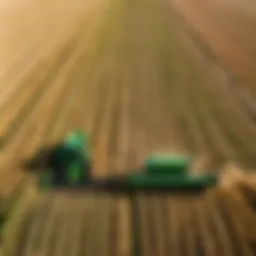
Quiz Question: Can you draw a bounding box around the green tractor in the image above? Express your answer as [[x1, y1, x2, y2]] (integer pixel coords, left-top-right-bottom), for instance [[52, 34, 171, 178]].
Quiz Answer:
[[27, 131, 217, 192]]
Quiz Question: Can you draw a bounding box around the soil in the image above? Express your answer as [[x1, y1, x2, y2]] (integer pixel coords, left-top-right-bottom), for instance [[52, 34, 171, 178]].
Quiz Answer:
[[1, 0, 256, 255]]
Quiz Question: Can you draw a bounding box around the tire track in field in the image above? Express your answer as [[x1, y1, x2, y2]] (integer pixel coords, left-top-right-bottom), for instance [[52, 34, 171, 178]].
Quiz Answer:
[[2, 1, 116, 255], [0, 0, 108, 147], [0, 0, 111, 196], [4, 0, 256, 255], [207, 83, 256, 167], [91, 0, 126, 177], [62, 4, 119, 255], [108, 2, 134, 255], [208, 191, 255, 256], [15, 192, 96, 256], [120, 0, 256, 255], [1, 35, 80, 157], [0, 7, 98, 144], [89, 2, 132, 254], [20, 18, 97, 157], [54, 2, 129, 256], [157, 0, 209, 156], [179, 18, 256, 167], [44, 6, 108, 144], [127, 2, 159, 252], [169, 0, 256, 98], [112, 1, 149, 253], [0, 41, 74, 145], [5, 3, 113, 254], [122, 1, 188, 256], [187, 71, 237, 165], [134, 4, 180, 253], [0, 38, 78, 196], [134, 192, 256, 256], [167, 0, 256, 168], [0, 44, 41, 105], [162, 1, 236, 166]]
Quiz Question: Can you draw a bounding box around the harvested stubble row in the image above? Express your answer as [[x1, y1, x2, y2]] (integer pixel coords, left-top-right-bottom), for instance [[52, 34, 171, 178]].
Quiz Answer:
[[134, 190, 256, 256], [2, 189, 256, 256], [0, 0, 111, 198], [1, 0, 256, 255], [169, 0, 256, 98], [0, 0, 108, 141], [165, 0, 256, 169], [1, 0, 255, 192], [167, 0, 256, 168]]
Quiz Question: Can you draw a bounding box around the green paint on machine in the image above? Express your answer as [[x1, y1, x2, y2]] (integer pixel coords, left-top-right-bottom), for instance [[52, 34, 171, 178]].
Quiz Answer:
[[28, 131, 218, 192]]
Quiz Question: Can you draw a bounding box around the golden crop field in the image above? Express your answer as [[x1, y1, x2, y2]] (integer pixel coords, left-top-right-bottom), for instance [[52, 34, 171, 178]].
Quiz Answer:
[[1, 0, 256, 255]]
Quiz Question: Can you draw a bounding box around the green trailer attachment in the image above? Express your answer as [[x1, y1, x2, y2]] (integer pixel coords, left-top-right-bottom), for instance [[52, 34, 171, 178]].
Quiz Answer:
[[144, 154, 190, 175], [128, 172, 217, 190]]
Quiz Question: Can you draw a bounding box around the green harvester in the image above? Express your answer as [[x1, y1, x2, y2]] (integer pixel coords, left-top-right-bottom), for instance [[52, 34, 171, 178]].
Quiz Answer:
[[30, 131, 217, 192]]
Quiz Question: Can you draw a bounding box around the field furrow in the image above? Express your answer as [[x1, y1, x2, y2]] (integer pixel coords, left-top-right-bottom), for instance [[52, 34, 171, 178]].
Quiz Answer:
[[1, 0, 256, 255]]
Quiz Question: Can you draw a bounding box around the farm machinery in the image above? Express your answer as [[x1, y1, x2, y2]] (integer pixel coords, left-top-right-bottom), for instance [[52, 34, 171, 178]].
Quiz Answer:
[[0, 131, 218, 252], [27, 131, 218, 192]]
